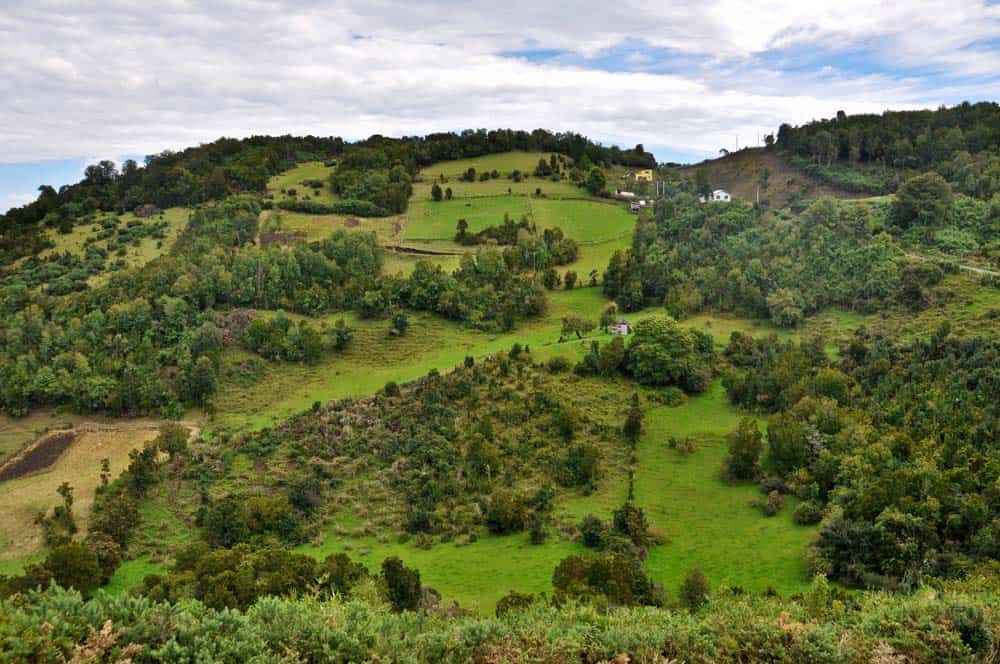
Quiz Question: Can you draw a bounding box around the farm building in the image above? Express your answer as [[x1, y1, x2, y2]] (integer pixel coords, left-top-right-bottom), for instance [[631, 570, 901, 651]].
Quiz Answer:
[[699, 189, 732, 203], [610, 319, 633, 335], [623, 169, 654, 182]]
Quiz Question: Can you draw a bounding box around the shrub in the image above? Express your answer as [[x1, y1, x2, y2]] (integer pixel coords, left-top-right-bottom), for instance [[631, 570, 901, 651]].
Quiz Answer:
[[485, 491, 527, 534], [579, 514, 606, 548], [794, 501, 824, 525], [382, 557, 421, 612], [679, 567, 710, 611]]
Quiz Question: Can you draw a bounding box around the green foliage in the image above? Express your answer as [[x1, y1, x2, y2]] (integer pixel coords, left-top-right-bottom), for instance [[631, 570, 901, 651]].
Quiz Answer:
[[893, 172, 954, 229], [679, 567, 710, 611], [603, 196, 902, 324], [625, 316, 710, 391], [382, 556, 422, 612], [485, 490, 528, 535], [723, 417, 762, 481], [552, 551, 663, 607], [4, 581, 996, 662]]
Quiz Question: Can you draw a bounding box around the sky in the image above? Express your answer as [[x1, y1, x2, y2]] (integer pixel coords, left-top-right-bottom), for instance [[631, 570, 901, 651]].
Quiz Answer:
[[2, 0, 1000, 212]]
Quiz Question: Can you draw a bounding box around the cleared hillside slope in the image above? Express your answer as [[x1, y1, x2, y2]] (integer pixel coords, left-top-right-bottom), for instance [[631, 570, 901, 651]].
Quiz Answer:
[[679, 148, 867, 207]]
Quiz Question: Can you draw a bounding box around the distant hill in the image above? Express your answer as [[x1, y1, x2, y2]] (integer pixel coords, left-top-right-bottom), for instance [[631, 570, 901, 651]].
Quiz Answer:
[[678, 148, 868, 208]]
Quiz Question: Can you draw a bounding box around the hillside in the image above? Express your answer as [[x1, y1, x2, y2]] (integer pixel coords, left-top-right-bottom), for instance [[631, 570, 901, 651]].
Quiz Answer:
[[1, 110, 1000, 660], [679, 148, 868, 207]]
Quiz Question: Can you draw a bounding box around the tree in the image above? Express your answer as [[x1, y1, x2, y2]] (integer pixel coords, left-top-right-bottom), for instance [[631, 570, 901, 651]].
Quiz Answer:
[[612, 500, 650, 548], [390, 311, 409, 336], [766, 288, 805, 327], [187, 356, 216, 407], [445, 187, 452, 200], [431, 183, 442, 201], [625, 316, 697, 387], [329, 319, 354, 351], [560, 314, 595, 340], [579, 514, 606, 548], [585, 167, 607, 195], [724, 417, 762, 481], [623, 393, 643, 446], [485, 491, 527, 534], [41, 543, 102, 595], [382, 557, 421, 612], [156, 423, 188, 459], [694, 169, 711, 198], [680, 567, 710, 611], [563, 270, 577, 289], [892, 172, 953, 230]]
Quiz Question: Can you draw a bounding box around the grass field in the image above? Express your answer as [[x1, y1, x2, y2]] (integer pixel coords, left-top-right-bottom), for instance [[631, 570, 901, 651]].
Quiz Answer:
[[412, 152, 583, 200], [637, 382, 813, 596], [404, 195, 531, 240], [261, 209, 404, 244], [531, 199, 634, 242], [31, 207, 189, 285], [381, 251, 464, 276], [0, 424, 161, 562], [266, 161, 338, 205]]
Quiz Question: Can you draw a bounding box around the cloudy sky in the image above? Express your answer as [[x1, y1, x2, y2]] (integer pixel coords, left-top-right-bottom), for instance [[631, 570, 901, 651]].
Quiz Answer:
[[2, 0, 999, 212]]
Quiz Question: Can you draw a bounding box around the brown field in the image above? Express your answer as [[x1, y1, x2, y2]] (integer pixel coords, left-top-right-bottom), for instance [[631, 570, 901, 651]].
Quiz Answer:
[[0, 422, 165, 562], [0, 411, 91, 467], [0, 430, 78, 482], [678, 148, 866, 207]]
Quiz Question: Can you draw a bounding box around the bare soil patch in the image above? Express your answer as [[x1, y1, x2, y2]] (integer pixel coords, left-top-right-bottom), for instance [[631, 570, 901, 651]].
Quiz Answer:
[[0, 430, 78, 482]]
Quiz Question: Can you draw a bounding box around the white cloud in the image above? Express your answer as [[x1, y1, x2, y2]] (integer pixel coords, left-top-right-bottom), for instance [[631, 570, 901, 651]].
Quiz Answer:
[[2, 192, 35, 211], [0, 1, 996, 166]]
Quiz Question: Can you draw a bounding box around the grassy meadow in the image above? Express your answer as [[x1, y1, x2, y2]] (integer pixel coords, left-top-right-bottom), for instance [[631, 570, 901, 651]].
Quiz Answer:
[[531, 199, 634, 242], [404, 195, 531, 240], [261, 209, 404, 244], [266, 161, 338, 206], [412, 151, 582, 199]]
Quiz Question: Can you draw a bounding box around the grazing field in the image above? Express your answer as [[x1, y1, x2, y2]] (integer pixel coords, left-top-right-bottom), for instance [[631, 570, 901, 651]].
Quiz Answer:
[[210, 287, 612, 431], [804, 272, 1000, 343], [261, 209, 404, 244], [412, 152, 583, 200], [30, 207, 189, 284], [531, 198, 635, 242], [0, 424, 162, 562], [381, 250, 464, 276], [404, 195, 531, 240], [298, 531, 585, 614], [266, 161, 338, 205], [637, 382, 813, 596]]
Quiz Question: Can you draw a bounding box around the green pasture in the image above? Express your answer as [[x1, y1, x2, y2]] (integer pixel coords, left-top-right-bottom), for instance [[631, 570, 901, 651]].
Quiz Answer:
[[266, 161, 338, 205]]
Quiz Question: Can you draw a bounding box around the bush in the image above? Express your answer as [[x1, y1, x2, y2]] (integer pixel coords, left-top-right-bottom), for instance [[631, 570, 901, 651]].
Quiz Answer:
[[579, 514, 606, 548], [679, 567, 710, 611], [382, 557, 421, 612], [794, 501, 824, 525], [485, 491, 527, 534]]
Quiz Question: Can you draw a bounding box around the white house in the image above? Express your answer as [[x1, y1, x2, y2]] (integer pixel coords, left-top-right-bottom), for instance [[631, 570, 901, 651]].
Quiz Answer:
[[610, 319, 633, 335], [699, 189, 732, 203]]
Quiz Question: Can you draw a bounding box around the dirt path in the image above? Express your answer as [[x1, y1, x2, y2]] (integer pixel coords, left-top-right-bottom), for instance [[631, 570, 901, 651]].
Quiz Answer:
[[905, 252, 1000, 277]]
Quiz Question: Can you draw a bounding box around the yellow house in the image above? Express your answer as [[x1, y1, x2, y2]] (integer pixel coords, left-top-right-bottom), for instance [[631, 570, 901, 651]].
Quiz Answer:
[[625, 169, 653, 182]]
